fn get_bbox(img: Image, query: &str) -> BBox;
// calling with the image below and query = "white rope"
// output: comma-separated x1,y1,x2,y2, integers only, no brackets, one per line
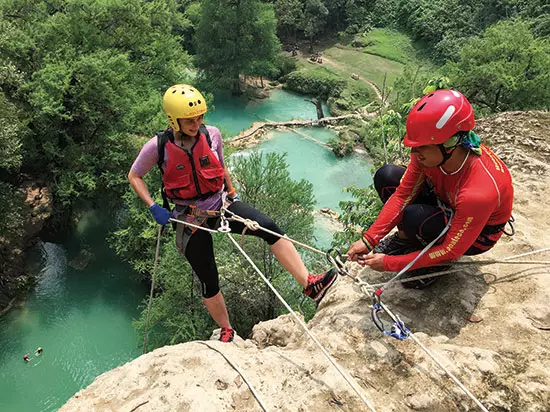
341,264,489,412
198,342,269,412
142,225,162,354
367,248,550,287
168,217,219,233
225,233,377,411
502,247,550,260
223,207,326,255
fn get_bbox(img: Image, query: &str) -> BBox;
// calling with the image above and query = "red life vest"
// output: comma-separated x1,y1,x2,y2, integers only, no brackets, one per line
162,130,225,200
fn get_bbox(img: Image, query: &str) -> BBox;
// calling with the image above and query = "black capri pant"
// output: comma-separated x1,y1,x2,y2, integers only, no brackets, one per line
180,201,284,298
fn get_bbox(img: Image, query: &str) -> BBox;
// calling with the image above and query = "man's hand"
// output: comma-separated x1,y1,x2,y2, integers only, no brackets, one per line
149,203,171,225
358,253,386,272
346,239,371,262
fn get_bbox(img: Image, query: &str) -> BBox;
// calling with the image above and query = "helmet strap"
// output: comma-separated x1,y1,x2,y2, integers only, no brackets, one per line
436,144,455,167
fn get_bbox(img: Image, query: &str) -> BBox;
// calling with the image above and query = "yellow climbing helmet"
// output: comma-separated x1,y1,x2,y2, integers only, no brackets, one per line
163,84,207,132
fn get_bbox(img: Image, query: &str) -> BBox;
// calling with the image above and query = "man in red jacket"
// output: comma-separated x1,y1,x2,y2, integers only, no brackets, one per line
346,89,514,288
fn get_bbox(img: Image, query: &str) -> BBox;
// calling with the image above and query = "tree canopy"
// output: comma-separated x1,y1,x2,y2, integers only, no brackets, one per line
195,0,280,93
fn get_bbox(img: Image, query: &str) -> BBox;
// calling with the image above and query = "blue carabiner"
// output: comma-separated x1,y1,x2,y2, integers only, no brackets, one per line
371,302,410,341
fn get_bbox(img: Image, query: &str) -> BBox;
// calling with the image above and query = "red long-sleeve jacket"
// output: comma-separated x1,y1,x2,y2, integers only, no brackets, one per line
363,145,513,272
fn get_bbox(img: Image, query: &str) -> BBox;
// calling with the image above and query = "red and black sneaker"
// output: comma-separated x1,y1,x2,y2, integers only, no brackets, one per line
303,268,338,302
219,327,235,343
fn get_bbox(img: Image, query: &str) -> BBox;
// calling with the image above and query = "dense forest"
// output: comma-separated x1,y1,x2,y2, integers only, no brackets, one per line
1,0,548,346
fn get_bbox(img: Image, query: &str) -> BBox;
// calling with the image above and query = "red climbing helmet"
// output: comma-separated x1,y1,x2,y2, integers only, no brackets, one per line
403,89,475,147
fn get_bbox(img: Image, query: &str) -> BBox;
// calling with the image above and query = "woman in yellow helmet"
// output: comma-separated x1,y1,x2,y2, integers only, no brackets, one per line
128,85,336,343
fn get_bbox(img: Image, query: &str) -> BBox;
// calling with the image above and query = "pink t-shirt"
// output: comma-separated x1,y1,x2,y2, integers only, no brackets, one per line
131,125,225,211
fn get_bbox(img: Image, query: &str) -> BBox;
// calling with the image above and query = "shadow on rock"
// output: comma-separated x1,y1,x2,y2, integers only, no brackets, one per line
360,262,488,339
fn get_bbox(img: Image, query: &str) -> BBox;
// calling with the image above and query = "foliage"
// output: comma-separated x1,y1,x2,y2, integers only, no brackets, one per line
195,0,280,93
0,92,23,172
274,0,304,41
302,0,328,46
273,53,298,80
0,92,25,253
328,130,356,157
284,68,346,100
332,185,382,248
445,19,550,113
0,0,191,218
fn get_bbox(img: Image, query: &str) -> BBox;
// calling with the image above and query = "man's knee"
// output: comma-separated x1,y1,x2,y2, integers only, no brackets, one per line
401,204,446,246
374,164,405,203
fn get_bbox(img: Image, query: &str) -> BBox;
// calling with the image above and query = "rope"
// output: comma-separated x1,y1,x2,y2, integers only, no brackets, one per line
169,217,219,233
335,262,490,412
142,225,162,354
198,342,269,412
223,207,326,256
225,233,377,412
367,248,550,287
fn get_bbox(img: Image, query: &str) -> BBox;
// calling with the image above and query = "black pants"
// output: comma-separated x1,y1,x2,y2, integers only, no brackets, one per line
374,165,502,255
181,201,284,298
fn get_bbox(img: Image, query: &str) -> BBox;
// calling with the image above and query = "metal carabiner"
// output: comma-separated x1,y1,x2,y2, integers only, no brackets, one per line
326,248,346,275
217,217,231,233
371,299,410,341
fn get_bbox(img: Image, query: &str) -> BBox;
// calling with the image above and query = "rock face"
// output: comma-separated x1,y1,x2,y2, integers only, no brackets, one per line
61,112,550,412
0,181,52,313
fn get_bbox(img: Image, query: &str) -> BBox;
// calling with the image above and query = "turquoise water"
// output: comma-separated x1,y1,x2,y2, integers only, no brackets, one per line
238,127,373,247
207,88,330,136
0,214,146,412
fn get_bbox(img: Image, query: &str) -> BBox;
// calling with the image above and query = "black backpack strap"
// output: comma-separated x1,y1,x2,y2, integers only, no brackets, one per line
156,130,174,215
156,130,173,172
199,123,212,147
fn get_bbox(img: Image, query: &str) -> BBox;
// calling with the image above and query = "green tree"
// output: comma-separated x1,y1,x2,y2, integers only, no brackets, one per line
274,0,304,42
195,0,280,94
0,0,191,218
0,92,25,244
284,69,346,118
446,19,550,112
302,0,328,50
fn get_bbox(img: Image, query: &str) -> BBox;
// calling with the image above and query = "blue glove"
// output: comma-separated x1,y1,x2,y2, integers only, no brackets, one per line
227,189,240,202
149,203,171,225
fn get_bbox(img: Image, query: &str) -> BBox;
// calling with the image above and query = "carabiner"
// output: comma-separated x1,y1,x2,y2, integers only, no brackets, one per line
326,248,347,276
370,300,410,341
217,217,231,233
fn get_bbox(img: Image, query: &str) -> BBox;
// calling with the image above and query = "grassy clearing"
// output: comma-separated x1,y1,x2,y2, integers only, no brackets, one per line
354,28,426,64
293,29,434,108
294,63,377,109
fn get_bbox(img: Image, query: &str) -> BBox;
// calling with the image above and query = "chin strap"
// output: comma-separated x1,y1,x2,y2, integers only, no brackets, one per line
436,144,456,167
